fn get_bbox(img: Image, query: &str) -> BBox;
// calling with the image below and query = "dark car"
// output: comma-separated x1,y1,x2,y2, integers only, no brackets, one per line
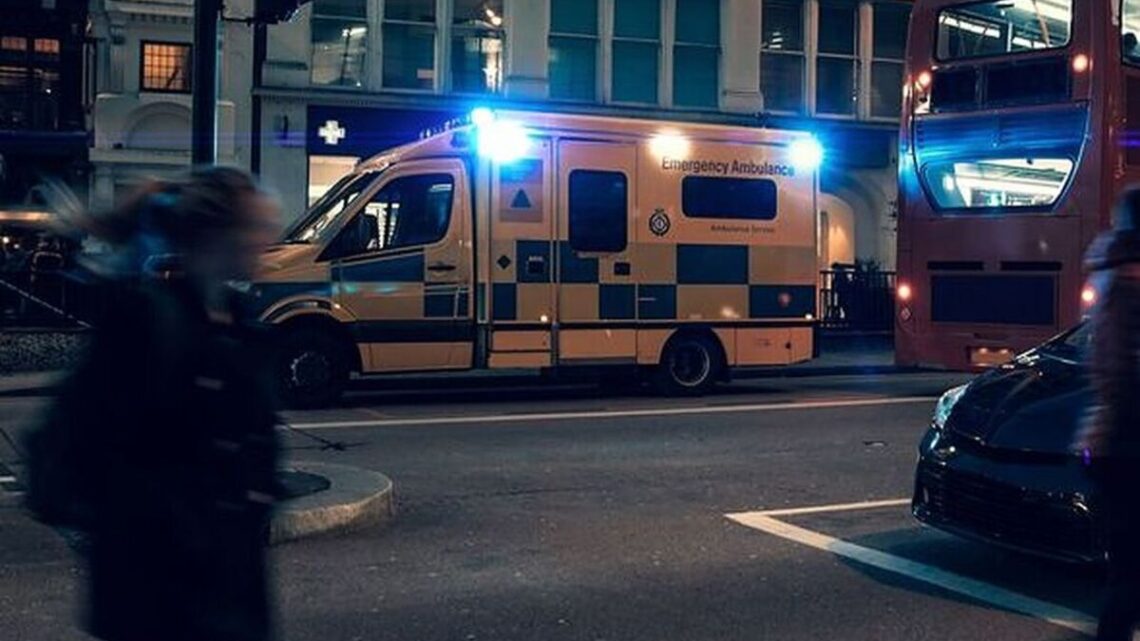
912,324,1105,563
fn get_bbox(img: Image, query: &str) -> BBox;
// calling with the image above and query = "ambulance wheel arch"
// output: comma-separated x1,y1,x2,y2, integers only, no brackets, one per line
273,314,361,408
651,327,729,395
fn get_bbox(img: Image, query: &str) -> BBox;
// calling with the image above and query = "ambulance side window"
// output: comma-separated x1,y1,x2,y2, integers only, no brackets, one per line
329,174,455,259
568,170,628,253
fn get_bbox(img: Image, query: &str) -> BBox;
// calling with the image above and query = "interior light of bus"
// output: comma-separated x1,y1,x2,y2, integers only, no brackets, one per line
897,283,913,302
789,137,824,171
1072,54,1090,73
649,132,690,158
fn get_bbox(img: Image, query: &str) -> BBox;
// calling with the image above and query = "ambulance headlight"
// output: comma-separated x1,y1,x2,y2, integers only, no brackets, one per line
789,137,824,171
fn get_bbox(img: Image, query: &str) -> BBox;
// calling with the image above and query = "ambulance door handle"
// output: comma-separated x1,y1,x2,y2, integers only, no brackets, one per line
428,262,457,272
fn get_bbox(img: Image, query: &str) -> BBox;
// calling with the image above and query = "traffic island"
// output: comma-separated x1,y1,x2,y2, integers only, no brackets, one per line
270,462,395,545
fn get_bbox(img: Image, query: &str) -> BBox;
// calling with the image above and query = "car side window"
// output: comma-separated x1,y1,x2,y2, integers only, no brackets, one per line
329,173,455,260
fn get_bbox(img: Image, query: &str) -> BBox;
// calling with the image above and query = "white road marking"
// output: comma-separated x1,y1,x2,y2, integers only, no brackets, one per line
286,396,935,430
725,506,1097,637
755,498,912,517
0,475,15,483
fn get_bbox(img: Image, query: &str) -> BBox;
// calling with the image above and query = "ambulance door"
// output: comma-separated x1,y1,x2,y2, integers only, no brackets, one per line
555,140,638,364
324,159,473,372
486,139,558,368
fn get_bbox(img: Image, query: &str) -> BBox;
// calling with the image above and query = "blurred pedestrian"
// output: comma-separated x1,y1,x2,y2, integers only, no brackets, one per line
1076,186,1140,641
24,166,284,641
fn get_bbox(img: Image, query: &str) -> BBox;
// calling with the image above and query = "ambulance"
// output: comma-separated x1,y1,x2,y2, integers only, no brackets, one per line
249,109,823,406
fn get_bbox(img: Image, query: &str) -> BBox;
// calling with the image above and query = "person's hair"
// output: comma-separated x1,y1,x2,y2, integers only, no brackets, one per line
85,166,267,251
1114,185,1140,232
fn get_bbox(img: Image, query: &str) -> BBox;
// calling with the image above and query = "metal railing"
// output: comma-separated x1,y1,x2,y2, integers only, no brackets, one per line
0,264,102,329
819,269,897,333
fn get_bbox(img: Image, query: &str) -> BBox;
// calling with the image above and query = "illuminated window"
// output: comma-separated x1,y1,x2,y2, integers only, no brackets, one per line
1,37,27,51
761,0,805,113
33,39,59,56
1124,0,1140,64
451,0,504,93
922,158,1075,211
140,42,192,93
937,0,1072,61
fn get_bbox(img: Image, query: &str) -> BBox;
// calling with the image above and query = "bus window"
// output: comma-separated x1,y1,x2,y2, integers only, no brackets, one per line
922,158,1073,210
569,170,627,253
1124,0,1140,64
936,0,1072,61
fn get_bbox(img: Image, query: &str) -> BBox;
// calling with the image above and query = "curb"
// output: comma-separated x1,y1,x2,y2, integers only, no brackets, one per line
270,461,395,545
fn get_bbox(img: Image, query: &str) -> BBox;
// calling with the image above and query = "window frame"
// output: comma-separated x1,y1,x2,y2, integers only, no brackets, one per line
869,1,911,120
760,0,807,114
449,0,505,95
309,0,370,88
568,169,629,254
381,0,438,91
139,40,193,94
610,0,662,105
672,0,721,110
815,0,860,117
549,0,601,102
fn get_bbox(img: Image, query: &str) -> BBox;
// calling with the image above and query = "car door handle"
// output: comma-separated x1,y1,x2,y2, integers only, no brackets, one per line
428,263,457,272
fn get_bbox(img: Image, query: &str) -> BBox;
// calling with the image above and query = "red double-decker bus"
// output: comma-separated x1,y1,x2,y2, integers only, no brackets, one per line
896,0,1140,369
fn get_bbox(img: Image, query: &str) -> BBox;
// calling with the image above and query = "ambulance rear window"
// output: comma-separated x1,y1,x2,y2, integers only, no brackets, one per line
681,176,778,220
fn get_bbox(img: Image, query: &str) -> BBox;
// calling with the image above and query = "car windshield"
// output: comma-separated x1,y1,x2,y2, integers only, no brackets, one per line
283,172,377,243
936,0,1073,61
1037,322,1091,361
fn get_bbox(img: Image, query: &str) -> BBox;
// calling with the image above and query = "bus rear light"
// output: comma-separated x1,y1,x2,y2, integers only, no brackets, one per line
1081,285,1097,307
1072,54,1090,73
897,283,913,302
916,71,932,90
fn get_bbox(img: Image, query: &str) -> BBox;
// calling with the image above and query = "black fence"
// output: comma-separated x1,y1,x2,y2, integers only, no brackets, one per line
819,269,897,333
1,266,103,329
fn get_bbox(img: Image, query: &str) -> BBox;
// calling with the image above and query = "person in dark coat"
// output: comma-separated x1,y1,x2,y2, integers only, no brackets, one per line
1076,186,1140,641
30,167,283,641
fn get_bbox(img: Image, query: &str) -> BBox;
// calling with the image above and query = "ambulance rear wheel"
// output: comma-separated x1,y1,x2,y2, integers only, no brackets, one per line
277,329,348,409
654,334,722,396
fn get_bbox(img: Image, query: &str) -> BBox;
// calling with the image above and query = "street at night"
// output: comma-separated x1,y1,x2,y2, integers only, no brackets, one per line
0,371,1114,641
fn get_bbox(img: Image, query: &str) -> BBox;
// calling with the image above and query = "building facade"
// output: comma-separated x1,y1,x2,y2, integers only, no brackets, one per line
93,0,911,270
0,0,90,210
87,0,237,211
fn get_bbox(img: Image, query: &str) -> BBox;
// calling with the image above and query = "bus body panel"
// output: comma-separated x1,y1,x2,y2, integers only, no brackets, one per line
898,0,1122,370
256,112,820,378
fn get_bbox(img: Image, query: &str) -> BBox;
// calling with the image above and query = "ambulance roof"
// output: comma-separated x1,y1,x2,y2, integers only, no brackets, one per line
356,111,815,174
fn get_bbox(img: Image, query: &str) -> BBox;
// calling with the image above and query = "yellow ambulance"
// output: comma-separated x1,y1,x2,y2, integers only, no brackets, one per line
250,109,823,406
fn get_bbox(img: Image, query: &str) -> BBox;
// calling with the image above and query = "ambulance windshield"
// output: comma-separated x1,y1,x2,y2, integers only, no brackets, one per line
284,172,378,243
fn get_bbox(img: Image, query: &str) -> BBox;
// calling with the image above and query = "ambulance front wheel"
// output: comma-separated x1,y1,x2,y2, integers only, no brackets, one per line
654,334,724,396
277,329,349,409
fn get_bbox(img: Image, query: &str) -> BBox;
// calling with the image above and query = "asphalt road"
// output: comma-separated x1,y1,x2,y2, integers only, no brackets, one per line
0,372,1114,641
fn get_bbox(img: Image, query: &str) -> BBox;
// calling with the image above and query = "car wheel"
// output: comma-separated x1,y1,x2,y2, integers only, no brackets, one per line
277,329,348,408
654,334,722,396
